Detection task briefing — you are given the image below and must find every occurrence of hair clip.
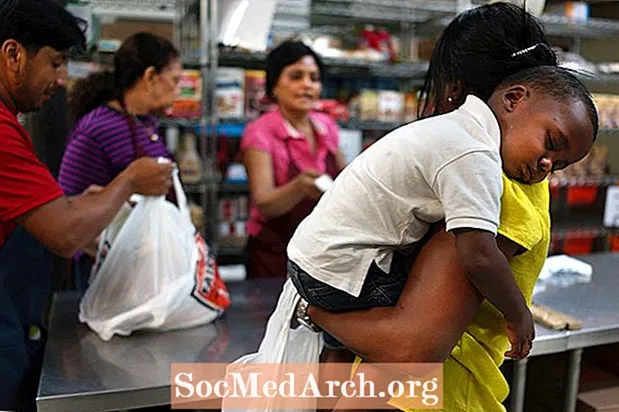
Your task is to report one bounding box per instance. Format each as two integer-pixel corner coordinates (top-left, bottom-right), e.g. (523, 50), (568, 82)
(511, 43), (543, 58)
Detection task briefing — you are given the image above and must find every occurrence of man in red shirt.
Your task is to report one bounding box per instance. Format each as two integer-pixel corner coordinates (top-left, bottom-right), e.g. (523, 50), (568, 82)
(0, 1), (174, 410)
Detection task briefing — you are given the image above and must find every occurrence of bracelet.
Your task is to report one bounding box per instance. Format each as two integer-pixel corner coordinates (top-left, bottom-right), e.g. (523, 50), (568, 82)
(295, 298), (322, 333)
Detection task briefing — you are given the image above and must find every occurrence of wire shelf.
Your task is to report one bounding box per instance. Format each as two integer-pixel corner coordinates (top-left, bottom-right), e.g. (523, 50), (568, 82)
(79, 0), (178, 21)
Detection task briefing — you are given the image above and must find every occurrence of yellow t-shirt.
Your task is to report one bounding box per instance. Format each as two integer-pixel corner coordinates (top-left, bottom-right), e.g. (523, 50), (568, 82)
(353, 174), (551, 412)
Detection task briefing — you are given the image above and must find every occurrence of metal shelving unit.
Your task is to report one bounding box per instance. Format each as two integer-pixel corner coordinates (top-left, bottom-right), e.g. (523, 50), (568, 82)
(75, 0), (178, 21)
(549, 175), (619, 188)
(170, 0), (619, 257)
(173, 0), (220, 243)
(312, 0), (461, 22)
(162, 115), (407, 135)
(540, 14), (619, 39)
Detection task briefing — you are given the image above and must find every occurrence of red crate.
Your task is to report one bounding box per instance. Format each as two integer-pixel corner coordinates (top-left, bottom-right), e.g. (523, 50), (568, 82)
(566, 186), (598, 207)
(563, 235), (595, 255)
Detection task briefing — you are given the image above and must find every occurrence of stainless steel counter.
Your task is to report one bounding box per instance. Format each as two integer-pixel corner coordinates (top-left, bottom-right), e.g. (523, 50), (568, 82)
(533, 252), (619, 351)
(36, 278), (286, 412)
(37, 253), (619, 412)
(510, 252), (619, 412)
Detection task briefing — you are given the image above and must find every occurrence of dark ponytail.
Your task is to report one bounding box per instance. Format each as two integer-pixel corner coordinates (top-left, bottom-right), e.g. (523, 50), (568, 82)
(418, 2), (557, 118)
(68, 32), (179, 124)
(68, 70), (116, 124)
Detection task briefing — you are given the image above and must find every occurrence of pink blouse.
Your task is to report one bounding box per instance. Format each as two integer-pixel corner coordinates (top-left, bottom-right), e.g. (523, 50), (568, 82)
(240, 109), (340, 237)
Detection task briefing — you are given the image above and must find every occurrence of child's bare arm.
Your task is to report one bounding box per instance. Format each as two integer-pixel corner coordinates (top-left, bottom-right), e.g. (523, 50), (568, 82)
(453, 228), (534, 359)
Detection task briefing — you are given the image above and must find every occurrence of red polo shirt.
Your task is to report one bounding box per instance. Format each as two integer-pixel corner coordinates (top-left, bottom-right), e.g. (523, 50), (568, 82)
(0, 102), (63, 247)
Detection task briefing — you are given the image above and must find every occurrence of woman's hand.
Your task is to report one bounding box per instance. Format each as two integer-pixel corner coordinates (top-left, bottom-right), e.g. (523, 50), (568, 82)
(294, 170), (323, 200)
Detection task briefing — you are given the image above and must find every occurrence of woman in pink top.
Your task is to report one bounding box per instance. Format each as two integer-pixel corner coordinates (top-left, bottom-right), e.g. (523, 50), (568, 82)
(241, 41), (347, 278)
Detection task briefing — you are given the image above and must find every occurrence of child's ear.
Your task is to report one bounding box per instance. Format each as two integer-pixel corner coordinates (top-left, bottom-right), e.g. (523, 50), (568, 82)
(502, 85), (528, 113)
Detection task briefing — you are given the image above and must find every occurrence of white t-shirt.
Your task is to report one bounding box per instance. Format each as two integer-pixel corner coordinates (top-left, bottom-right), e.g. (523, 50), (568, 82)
(287, 95), (504, 297)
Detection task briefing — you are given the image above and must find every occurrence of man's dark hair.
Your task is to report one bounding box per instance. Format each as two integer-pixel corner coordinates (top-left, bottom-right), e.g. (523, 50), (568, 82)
(499, 65), (599, 139)
(0, 0), (87, 52)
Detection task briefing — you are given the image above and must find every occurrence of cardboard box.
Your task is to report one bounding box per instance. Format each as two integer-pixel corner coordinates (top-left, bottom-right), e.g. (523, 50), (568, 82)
(578, 386), (619, 411)
(168, 70), (202, 118)
(359, 90), (378, 121)
(377, 90), (404, 123)
(244, 70), (267, 120)
(216, 68), (245, 119)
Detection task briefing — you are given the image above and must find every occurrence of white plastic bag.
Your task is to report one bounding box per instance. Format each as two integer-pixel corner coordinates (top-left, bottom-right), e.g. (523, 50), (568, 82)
(79, 170), (230, 341)
(221, 279), (323, 412)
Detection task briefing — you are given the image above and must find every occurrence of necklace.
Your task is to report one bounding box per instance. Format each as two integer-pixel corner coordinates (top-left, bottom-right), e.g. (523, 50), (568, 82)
(126, 110), (160, 142)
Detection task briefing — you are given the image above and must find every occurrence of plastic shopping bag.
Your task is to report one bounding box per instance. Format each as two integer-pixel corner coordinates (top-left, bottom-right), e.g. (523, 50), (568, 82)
(221, 279), (323, 412)
(79, 170), (231, 341)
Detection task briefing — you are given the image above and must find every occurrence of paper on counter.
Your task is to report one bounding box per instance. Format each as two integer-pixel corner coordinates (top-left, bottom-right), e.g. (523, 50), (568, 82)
(537, 254), (593, 288)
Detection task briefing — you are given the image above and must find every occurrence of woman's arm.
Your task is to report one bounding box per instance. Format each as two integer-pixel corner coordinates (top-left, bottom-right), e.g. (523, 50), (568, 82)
(307, 227), (521, 363)
(334, 149), (348, 172)
(244, 149), (322, 219)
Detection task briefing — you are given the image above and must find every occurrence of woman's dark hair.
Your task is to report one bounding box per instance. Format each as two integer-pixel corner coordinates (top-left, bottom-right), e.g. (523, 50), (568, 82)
(69, 32), (179, 124)
(418, 2), (558, 118)
(265, 40), (326, 100)
(0, 0), (86, 53)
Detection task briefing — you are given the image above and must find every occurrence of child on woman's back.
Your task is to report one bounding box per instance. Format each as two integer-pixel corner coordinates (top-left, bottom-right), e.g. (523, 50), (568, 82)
(288, 65), (598, 359)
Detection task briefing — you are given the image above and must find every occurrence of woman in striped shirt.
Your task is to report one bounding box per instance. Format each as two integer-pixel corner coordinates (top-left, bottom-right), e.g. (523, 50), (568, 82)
(58, 32), (182, 289)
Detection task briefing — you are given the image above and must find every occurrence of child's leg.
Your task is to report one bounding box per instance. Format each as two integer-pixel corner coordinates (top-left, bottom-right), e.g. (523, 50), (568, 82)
(305, 227), (483, 364)
(288, 256), (409, 348)
(288, 256), (410, 412)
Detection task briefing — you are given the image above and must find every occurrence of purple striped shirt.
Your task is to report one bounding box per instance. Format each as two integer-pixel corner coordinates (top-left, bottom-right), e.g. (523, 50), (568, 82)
(58, 105), (170, 196)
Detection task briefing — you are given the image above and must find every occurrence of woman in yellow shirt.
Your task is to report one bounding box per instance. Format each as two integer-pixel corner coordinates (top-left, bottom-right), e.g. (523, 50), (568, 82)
(353, 176), (551, 411)
(300, 3), (558, 410)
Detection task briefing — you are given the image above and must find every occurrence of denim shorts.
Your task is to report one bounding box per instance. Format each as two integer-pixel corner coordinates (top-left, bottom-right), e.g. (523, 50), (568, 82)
(287, 254), (409, 350)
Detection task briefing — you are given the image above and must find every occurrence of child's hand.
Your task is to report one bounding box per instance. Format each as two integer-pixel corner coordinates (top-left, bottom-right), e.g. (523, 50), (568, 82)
(504, 308), (535, 359)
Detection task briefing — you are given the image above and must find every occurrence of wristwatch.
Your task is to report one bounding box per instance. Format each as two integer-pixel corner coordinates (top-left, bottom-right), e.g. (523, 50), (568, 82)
(295, 298), (322, 333)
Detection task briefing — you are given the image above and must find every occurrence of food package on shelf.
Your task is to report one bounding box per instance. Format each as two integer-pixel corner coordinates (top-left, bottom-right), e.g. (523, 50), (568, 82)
(588, 145), (609, 176)
(218, 221), (248, 248)
(244, 70), (269, 120)
(177, 132), (204, 184)
(189, 201), (205, 233)
(359, 90), (379, 121)
(308, 35), (345, 59)
(237, 196), (249, 220)
(403, 92), (419, 123)
(418, 37), (437, 61)
(313, 99), (350, 122)
(216, 68), (245, 119)
(218, 198), (237, 222)
(592, 94), (619, 129)
(217, 196), (249, 248)
(377, 90), (404, 123)
(553, 144), (609, 179)
(359, 25), (396, 61)
(347, 95), (361, 121)
(345, 48), (386, 62)
(225, 162), (248, 184)
(546, 1), (589, 20)
(168, 70), (201, 118)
